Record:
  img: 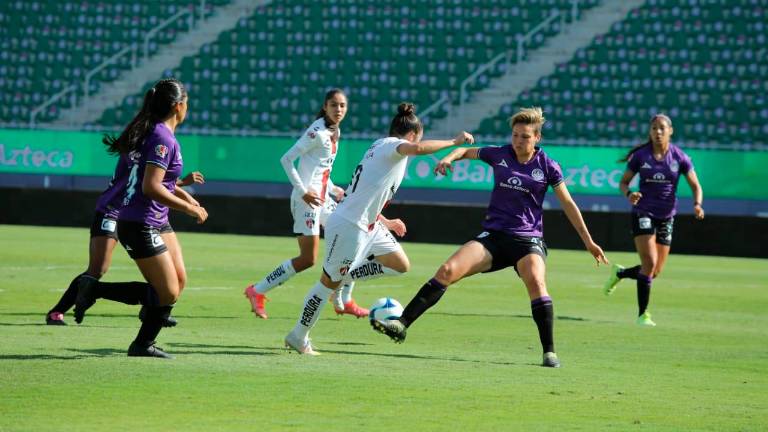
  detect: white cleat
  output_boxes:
[284,332,320,356]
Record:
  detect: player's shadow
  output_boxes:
[432,311,588,321]
[165,342,280,357]
[0,348,125,361]
[0,312,240,320]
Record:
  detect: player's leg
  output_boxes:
[651,217,673,278]
[373,240,492,343]
[634,233,658,326]
[605,213,645,295]
[517,254,559,367]
[137,230,184,327]
[285,216,362,354]
[47,235,118,325]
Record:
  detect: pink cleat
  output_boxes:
[334,300,370,318]
[244,285,268,319]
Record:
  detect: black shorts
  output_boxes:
[473,230,548,275]
[631,212,674,246]
[89,211,119,239]
[117,220,174,259]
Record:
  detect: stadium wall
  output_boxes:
[1,187,766,258]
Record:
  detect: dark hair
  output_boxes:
[315,88,347,121]
[389,102,423,137]
[619,113,673,162]
[103,78,187,155]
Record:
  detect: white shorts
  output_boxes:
[291,196,337,236]
[323,215,402,282]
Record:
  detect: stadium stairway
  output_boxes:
[52,0,267,127]
[428,0,644,138]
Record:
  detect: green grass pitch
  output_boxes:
[1,224,766,431]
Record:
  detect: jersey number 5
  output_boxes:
[350,164,363,193]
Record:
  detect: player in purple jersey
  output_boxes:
[73,78,208,359]
[372,107,608,368]
[603,114,704,327]
[44,154,203,326]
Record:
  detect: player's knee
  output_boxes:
[435,261,459,284]
[294,257,314,271]
[392,256,411,274]
[177,272,187,292]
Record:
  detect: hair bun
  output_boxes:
[397,102,416,116]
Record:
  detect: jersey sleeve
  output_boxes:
[477,146,500,165]
[546,157,564,187]
[678,150,693,174]
[279,131,321,194]
[626,150,641,173]
[388,140,408,161]
[145,135,175,170]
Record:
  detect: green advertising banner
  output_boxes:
[1,128,766,200]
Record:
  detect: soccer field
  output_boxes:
[1,224,766,431]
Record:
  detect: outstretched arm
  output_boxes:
[396,131,475,156]
[552,183,608,265]
[434,147,481,175]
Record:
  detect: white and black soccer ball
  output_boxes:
[368,297,403,321]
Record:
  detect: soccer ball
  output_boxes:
[369,297,403,321]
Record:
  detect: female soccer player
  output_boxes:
[244,89,369,319]
[603,114,704,326]
[284,103,474,355]
[371,107,608,368]
[74,78,208,358]
[44,171,203,326]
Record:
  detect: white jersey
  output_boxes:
[281,118,340,201]
[334,137,409,231]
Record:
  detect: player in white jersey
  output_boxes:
[244,89,367,319]
[284,102,475,354]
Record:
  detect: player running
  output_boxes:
[603,114,704,326]
[371,107,608,368]
[283,102,475,354]
[243,89,370,319]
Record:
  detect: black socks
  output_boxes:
[531,296,555,354]
[637,273,652,316]
[618,265,641,280]
[399,278,447,327]
[96,281,159,306]
[49,273,84,314]
[134,305,173,346]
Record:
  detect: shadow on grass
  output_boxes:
[432,311,588,321]
[164,342,280,357]
[0,312,240,320]
[0,348,124,360]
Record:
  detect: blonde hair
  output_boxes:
[508,106,546,134]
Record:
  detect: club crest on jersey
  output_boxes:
[154,144,168,158]
[670,160,679,172]
[305,218,315,229]
[339,265,350,276]
[531,169,545,181]
[308,131,316,139]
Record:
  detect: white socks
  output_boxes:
[344,259,402,284]
[340,282,355,304]
[290,281,331,342]
[254,259,297,294]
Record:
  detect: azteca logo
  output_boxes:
[648,172,669,183]
[531,169,545,181]
[653,173,666,180]
[508,176,522,186]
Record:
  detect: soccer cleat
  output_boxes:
[45,312,66,326]
[127,341,173,359]
[334,300,370,318]
[329,288,345,312]
[370,318,407,343]
[73,276,99,324]
[283,332,320,356]
[138,305,178,327]
[542,352,561,368]
[636,311,656,327]
[603,263,625,296]
[244,285,268,319]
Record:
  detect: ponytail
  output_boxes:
[389,102,423,137]
[103,78,186,155]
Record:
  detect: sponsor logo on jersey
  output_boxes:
[670,160,679,172]
[300,295,323,326]
[350,262,384,280]
[641,162,652,169]
[500,176,531,193]
[531,168,545,181]
[648,172,668,183]
[154,145,168,158]
[496,159,508,167]
[266,266,286,283]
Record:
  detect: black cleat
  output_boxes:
[370,318,407,343]
[127,341,173,359]
[73,276,98,324]
[139,305,178,327]
[45,312,67,326]
[542,352,561,368]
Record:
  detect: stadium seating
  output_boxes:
[96,0,599,134]
[0,0,229,125]
[476,0,767,148]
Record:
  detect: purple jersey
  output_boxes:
[478,146,563,237]
[627,144,693,219]
[118,123,183,227]
[94,151,141,219]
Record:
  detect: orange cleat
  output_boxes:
[334,300,369,318]
[244,285,268,319]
